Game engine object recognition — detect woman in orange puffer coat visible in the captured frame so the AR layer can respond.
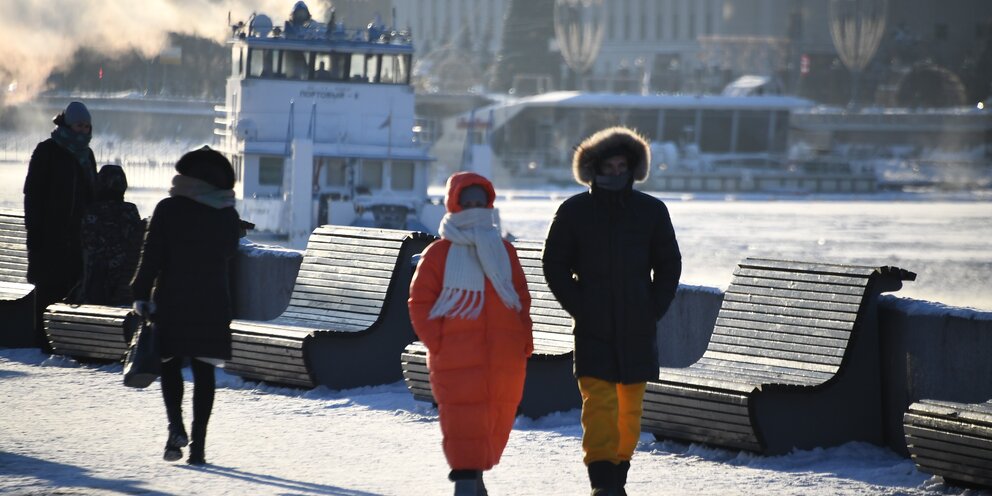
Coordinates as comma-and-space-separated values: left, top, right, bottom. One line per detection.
408, 172, 533, 495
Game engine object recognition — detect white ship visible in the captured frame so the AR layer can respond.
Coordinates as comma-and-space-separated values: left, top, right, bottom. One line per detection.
215, 2, 442, 247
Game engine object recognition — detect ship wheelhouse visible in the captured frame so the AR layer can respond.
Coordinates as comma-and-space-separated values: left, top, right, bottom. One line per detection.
216, 9, 437, 246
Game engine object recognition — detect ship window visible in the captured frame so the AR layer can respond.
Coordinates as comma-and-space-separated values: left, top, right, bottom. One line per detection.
349, 53, 368, 81
259, 156, 284, 185
283, 50, 311, 80
380, 55, 397, 83
737, 110, 771, 153
379, 54, 411, 84
247, 48, 264, 77
324, 159, 346, 186
700, 109, 732, 153
313, 53, 347, 81
366, 55, 380, 83
247, 48, 281, 78
361, 160, 384, 189
391, 161, 415, 190
233, 46, 243, 76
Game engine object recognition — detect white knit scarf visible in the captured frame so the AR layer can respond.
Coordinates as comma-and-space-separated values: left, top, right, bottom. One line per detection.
428, 208, 521, 320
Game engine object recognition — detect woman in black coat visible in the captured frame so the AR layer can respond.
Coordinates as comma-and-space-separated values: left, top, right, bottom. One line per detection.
542, 126, 681, 495
23, 101, 97, 349
131, 146, 241, 465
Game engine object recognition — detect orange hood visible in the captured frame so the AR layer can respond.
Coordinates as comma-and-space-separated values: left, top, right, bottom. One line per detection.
444, 172, 496, 213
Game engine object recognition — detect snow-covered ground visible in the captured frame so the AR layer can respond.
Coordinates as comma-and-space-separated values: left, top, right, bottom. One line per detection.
2, 348, 986, 496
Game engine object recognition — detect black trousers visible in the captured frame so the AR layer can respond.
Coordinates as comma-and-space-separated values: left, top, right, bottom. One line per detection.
160, 357, 215, 444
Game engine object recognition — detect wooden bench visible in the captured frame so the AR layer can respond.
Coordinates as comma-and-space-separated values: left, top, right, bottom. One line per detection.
904, 399, 992, 489
226, 225, 435, 389
0, 210, 37, 348
642, 258, 915, 454
44, 304, 138, 361
401, 239, 582, 418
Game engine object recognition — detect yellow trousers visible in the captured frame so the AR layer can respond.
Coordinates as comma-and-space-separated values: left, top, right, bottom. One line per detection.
577, 376, 647, 465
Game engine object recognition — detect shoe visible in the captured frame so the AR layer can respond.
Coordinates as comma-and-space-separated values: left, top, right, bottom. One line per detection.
163, 446, 182, 462
163, 424, 188, 462
186, 442, 206, 465
167, 424, 189, 449
451, 470, 485, 496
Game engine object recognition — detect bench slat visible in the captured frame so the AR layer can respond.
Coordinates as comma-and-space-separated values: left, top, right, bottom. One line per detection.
733, 268, 869, 287
738, 258, 877, 277
722, 292, 862, 314
730, 277, 867, 297
716, 310, 856, 332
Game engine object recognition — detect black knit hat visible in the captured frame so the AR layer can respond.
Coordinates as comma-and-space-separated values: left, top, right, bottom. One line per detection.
175, 146, 235, 190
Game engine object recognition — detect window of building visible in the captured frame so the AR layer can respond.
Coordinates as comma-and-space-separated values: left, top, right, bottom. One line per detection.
258, 156, 284, 186
361, 160, 384, 189
689, 8, 696, 40
391, 161, 415, 190
935, 23, 949, 41
657, 0, 666, 40
640, 0, 648, 40
624, 2, 632, 41
323, 159, 347, 186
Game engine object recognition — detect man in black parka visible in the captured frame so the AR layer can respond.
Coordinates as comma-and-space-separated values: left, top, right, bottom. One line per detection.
23, 101, 97, 350
542, 126, 681, 496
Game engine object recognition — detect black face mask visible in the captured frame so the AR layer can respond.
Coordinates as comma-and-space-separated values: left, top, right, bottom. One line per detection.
594, 172, 630, 191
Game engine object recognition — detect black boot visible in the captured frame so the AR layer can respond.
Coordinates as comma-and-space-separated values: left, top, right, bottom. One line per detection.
449, 470, 486, 496
616, 461, 630, 496
587, 461, 617, 496
187, 422, 207, 465
163, 423, 188, 462
186, 441, 205, 465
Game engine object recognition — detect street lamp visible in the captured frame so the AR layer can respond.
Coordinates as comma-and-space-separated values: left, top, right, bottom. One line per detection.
828, 0, 888, 108
553, 0, 605, 90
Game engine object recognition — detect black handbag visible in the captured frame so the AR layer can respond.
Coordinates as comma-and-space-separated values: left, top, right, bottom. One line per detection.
123, 316, 161, 388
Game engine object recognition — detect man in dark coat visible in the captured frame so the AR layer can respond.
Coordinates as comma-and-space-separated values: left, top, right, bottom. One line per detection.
131, 146, 241, 466
23, 101, 97, 350
542, 126, 681, 496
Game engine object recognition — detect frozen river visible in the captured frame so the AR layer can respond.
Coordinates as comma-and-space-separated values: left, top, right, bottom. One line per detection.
2, 162, 990, 311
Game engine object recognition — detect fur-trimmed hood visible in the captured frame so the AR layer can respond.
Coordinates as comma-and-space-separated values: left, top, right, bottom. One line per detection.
572, 126, 650, 186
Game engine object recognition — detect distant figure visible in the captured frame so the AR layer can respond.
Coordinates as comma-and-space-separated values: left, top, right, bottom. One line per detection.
542, 126, 682, 495
408, 172, 533, 496
314, 61, 331, 80
284, 1, 313, 38
131, 146, 242, 466
23, 101, 97, 350
68, 165, 144, 306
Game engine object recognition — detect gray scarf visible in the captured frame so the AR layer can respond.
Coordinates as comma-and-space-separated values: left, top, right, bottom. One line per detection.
168, 175, 235, 209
